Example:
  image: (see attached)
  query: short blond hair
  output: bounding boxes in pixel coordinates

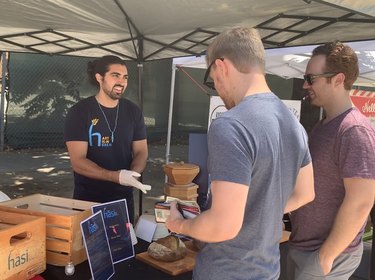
[206,27,265,73]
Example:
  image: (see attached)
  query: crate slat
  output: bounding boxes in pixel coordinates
[46,226,71,241]
[46,251,69,266]
[46,239,71,254]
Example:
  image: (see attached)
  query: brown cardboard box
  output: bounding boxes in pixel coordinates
[0,210,46,280]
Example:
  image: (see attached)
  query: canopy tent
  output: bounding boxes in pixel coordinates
[172,40,375,87]
[1,0,375,155]
[0,0,374,61]
[1,0,375,154]
[166,41,375,163]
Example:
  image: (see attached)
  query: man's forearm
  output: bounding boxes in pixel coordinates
[72,158,119,183]
[177,209,240,243]
[319,199,371,261]
[284,193,312,213]
[130,153,147,173]
[285,163,315,213]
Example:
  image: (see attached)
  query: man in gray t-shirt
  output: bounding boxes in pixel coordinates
[166,27,315,280]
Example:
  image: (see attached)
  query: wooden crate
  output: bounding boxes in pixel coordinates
[0,211,46,280]
[0,194,97,266]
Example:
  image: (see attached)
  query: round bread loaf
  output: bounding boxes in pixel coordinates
[147,235,187,262]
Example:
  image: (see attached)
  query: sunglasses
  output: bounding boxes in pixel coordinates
[303,72,338,86]
[203,58,224,90]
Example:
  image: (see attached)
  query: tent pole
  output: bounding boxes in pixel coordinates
[137,62,144,217]
[166,64,177,166]
[0,52,7,152]
[137,63,143,109]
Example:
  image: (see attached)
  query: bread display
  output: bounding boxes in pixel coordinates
[147,235,187,262]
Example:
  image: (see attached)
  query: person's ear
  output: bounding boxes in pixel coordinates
[216,58,228,77]
[334,73,345,87]
[95,73,103,84]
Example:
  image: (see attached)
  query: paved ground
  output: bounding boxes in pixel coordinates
[0,143,189,218]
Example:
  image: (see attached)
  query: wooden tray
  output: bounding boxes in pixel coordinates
[137,232,290,276]
[136,240,198,276]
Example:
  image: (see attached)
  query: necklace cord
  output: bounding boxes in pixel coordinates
[96,100,120,143]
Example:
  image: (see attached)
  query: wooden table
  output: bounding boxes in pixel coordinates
[41,231,291,280]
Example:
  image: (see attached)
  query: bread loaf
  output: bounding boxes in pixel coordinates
[147,235,187,262]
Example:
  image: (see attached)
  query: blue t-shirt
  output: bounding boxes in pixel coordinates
[193,93,311,280]
[64,96,146,203]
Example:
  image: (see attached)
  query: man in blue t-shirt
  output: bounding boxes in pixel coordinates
[64,55,150,224]
[166,27,315,280]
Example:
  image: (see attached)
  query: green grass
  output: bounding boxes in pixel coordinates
[363,227,373,241]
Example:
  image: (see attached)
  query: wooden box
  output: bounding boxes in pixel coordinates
[163,163,200,185]
[0,211,46,280]
[164,183,198,201]
[0,194,97,266]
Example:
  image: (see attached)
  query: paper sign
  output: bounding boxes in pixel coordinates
[282,100,301,120]
[208,96,227,128]
[350,94,375,127]
[92,199,135,263]
[135,214,157,242]
[208,96,301,129]
[80,211,115,280]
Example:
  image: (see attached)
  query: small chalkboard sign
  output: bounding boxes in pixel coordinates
[80,211,115,280]
[92,199,135,263]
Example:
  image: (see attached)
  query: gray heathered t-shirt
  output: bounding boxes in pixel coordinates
[289,107,375,253]
[193,93,311,280]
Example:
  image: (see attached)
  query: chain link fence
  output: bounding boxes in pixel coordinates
[1,52,212,150]
[1,51,323,151]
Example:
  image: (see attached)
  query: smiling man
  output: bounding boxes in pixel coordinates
[64,55,150,224]
[287,42,375,279]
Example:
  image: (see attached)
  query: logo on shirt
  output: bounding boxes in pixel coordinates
[89,118,112,147]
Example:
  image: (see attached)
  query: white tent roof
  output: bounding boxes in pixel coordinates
[172,40,375,87]
[0,0,374,61]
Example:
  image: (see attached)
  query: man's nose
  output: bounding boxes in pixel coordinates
[302,80,310,89]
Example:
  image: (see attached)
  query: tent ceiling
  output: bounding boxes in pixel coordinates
[172,40,375,87]
[0,0,374,61]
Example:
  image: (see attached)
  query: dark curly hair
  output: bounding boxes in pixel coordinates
[87,55,126,87]
[312,41,358,90]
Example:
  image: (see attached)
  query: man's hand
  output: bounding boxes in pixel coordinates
[166,201,185,234]
[318,250,334,276]
[119,169,151,194]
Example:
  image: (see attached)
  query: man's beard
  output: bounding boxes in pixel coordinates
[106,85,124,100]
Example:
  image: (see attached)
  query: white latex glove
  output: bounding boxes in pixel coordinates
[119,169,152,194]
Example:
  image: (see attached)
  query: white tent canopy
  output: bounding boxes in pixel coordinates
[172,40,375,87]
[1,0,375,159]
[0,0,374,61]
[166,40,375,162]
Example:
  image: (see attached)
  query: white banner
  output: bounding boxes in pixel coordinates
[208,96,301,129]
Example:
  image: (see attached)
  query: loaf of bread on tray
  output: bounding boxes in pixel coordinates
[147,235,187,262]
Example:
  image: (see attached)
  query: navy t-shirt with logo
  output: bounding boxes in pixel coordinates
[64,96,146,203]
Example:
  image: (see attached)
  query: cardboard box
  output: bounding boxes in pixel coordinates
[0,210,46,280]
[0,194,97,266]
